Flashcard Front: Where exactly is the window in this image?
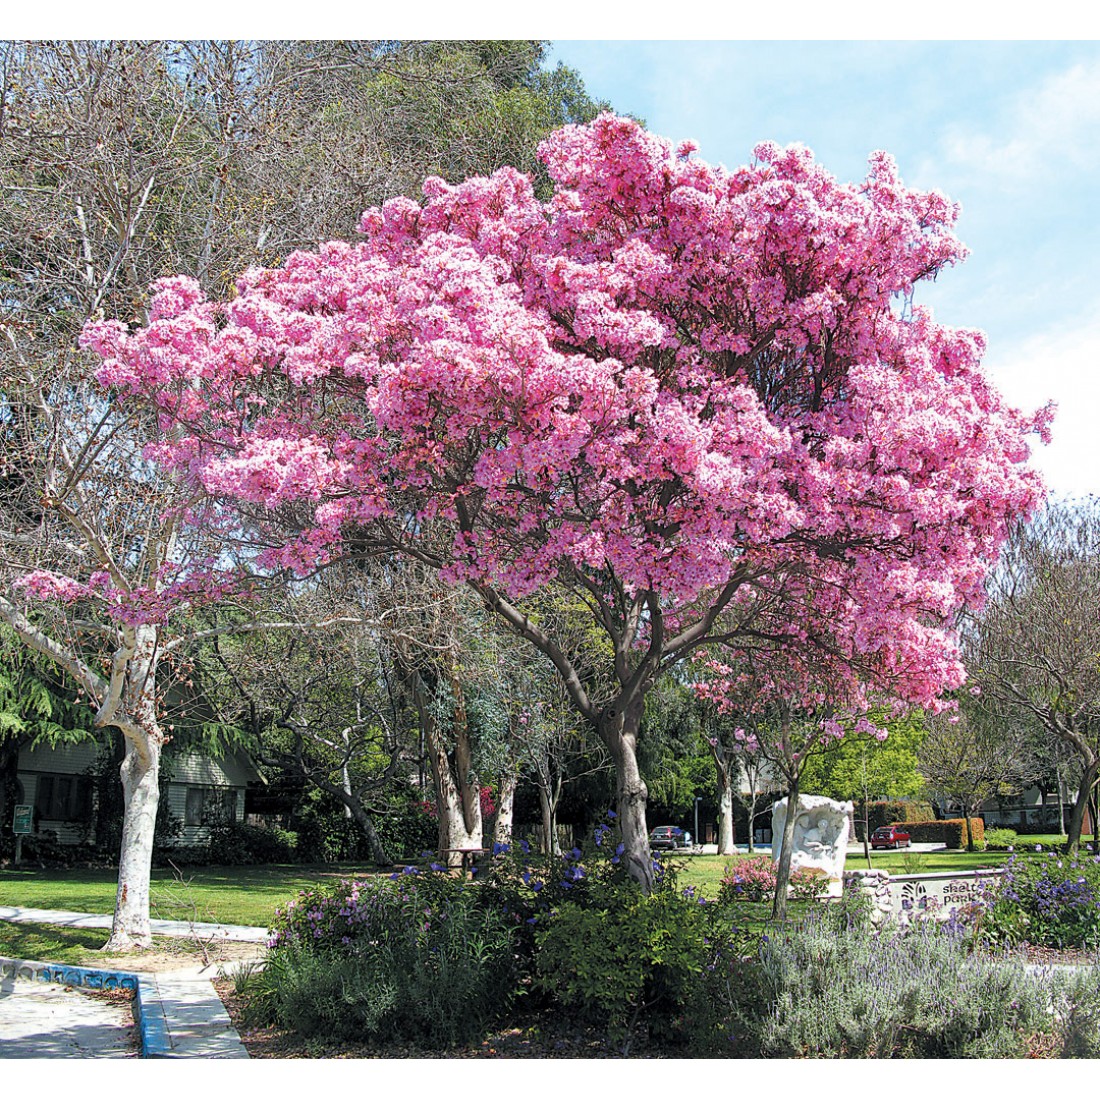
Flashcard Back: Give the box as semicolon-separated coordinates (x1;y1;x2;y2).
34;774;92;822
185;786;237;827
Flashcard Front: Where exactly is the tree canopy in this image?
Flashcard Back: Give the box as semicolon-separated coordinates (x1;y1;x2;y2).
82;113;1050;890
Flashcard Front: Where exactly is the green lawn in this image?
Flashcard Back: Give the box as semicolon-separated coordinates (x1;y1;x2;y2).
3;836;1088;929
669;844;1076;899
0;863;385;929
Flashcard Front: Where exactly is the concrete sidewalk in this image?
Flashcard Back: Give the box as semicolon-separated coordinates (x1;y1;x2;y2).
0;904;269;943
0;907;268;1058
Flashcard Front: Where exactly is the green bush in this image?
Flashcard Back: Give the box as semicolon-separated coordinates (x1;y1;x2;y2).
855;801;935;839
262;871;516;1047
208;822;299;865
983;827;1018;851
983;852;1100;949
533;885;742;1045
901;818;984;847
720;916;1055;1057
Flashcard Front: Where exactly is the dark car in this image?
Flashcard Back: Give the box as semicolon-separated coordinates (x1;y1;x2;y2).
649;826;691;850
871;824;911;849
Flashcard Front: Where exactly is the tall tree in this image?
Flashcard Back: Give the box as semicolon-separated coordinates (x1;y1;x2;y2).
84;114;1050;892
967;498;1100;853
918;696;1040;850
0;39;606;947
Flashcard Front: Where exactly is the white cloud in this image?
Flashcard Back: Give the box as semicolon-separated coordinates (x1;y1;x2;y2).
929;60;1100;186
985;313;1100;498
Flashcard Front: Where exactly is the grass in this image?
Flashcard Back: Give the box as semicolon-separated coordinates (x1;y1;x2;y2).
0;921;121;966
4;833;1093;927
668;840;1096;899
0;862;386;928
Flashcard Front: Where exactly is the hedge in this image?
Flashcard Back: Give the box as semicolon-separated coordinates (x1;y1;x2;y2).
900;818;985;848
853;800;935;840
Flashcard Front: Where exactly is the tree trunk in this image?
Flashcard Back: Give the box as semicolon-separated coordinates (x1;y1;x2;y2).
411;674;482;869
103;625;165;952
1066;758;1099;855
537;783;560;857
307;773;390;866
716;765;736;855
450;669;480;838
601;699;653;894
772;778;800;923
492;768;517;848
106;734;161;950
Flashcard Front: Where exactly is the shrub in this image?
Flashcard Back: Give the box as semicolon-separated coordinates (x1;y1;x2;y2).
789;866;830;902
855;801;935;839
942;817;984;849
1054;969;1100;1058
263;871;517;1047
718;856;776;903
723;915;1055;1057
206;822;299;865
985;852;1100;949
901;818;984;847
533;888;707;1039
983;827;1018;851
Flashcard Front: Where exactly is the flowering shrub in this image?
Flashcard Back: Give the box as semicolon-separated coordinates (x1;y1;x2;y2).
983;852;1100;948
788;866;830;901
264;872;516;1046
718;856;777;903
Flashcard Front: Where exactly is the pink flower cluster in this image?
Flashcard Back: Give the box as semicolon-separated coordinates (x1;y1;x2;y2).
81;113;1049;706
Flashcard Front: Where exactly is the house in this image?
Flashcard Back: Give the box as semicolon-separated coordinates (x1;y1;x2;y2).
9;736;260;848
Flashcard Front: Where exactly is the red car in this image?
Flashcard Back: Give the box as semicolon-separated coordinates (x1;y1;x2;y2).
871;824;911;849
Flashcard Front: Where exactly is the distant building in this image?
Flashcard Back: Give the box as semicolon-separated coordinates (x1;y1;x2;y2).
8;738;260;848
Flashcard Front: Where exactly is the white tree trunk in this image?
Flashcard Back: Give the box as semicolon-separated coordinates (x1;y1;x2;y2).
108;738;160;949
717;785;736;855
103;624;165;951
492;769;517;848
604;702;653;893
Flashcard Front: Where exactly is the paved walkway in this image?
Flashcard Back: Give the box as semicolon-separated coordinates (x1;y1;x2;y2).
0;907;268;1058
0;975;138;1058
0;905;268;942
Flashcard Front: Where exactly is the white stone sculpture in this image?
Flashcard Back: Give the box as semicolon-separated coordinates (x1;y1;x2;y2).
771;794;853;896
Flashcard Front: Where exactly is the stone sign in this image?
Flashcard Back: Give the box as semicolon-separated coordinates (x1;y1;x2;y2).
845;867;1004;924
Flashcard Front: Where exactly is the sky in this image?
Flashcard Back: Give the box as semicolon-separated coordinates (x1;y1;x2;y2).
12;7;1100;504
545;39;1100;501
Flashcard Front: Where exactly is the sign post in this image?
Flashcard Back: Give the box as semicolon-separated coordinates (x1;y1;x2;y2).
12;804;32;865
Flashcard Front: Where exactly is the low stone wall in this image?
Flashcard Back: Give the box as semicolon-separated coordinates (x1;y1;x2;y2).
844;867;1005;925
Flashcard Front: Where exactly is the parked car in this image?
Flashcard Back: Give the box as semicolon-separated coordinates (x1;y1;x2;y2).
871;824;912;849
649;825;691;850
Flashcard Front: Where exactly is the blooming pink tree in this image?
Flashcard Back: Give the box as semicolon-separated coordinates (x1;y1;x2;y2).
83;114;1051;892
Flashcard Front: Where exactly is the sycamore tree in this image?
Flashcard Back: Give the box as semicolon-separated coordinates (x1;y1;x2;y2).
83;114;1049;891
967;498;1100;853
0;39;609;947
919;694;1040;851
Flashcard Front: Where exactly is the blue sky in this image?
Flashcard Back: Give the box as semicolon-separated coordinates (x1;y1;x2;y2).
547;40;1100;499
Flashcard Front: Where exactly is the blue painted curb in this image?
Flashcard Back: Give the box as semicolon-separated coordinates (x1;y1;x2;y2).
0;956;169;1058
